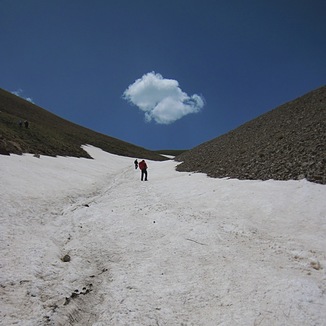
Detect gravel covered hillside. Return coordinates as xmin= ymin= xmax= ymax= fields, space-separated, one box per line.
xmin=0 ymin=88 xmax=167 ymax=161
xmin=176 ymin=86 xmax=326 ymax=184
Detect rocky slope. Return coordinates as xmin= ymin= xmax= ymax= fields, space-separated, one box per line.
xmin=176 ymin=86 xmax=326 ymax=184
xmin=0 ymin=88 xmax=167 ymax=161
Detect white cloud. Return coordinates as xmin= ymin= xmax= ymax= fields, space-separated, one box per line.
xmin=11 ymin=89 xmax=34 ymax=103
xmin=123 ymin=72 xmax=204 ymax=124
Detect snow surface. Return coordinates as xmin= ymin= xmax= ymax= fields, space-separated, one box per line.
xmin=1 ymin=145 xmax=325 ymax=326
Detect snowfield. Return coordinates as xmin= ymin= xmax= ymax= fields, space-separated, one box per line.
xmin=1 ymin=146 xmax=325 ymax=326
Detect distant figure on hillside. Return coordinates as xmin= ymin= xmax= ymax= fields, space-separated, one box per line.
xmin=24 ymin=120 xmax=29 ymax=128
xmin=138 ymin=160 xmax=148 ymax=181
xmin=18 ymin=120 xmax=23 ymax=128
xmin=134 ymin=159 xmax=138 ymax=169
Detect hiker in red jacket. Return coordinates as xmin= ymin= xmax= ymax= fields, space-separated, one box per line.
xmin=138 ymin=160 xmax=148 ymax=181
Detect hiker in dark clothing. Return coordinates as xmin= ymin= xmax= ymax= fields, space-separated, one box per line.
xmin=24 ymin=120 xmax=29 ymax=128
xmin=134 ymin=159 xmax=138 ymax=169
xmin=138 ymin=160 xmax=148 ymax=181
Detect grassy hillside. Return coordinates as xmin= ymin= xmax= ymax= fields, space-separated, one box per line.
xmin=0 ymin=88 xmax=167 ymax=161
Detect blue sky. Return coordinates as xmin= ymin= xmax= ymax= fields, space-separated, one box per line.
xmin=1 ymin=0 xmax=325 ymax=150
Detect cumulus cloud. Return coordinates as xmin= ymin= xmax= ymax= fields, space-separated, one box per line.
xmin=11 ymin=89 xmax=34 ymax=103
xmin=123 ymin=72 xmax=204 ymax=124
